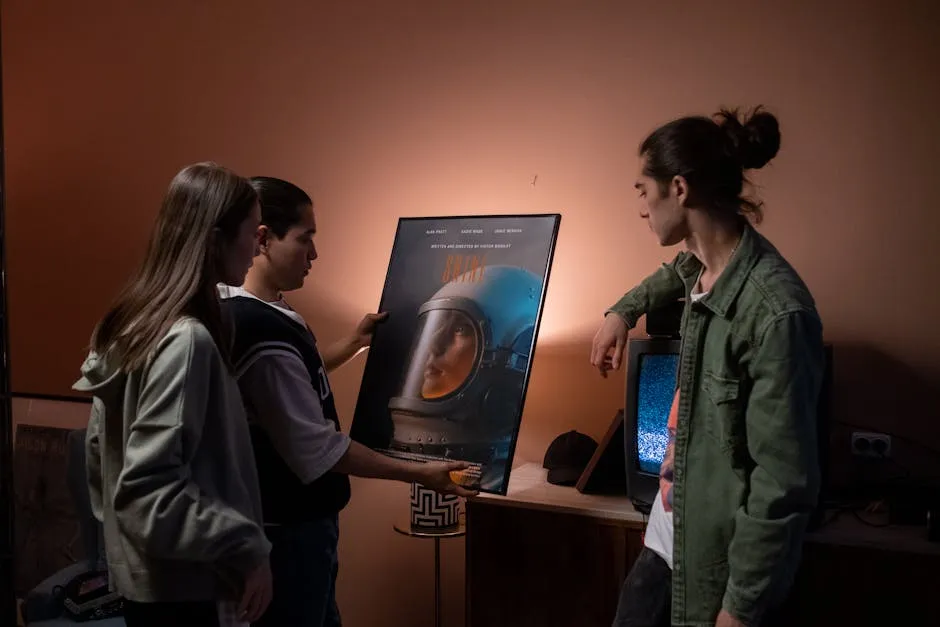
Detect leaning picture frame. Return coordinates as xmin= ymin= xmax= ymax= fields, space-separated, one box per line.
xmin=349 ymin=214 xmax=561 ymax=495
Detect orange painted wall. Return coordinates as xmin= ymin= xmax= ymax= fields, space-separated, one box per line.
xmin=4 ymin=1 xmax=939 ymax=625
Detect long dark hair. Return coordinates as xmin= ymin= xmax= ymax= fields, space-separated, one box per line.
xmin=90 ymin=162 xmax=258 ymax=371
xmin=640 ymin=106 xmax=781 ymax=223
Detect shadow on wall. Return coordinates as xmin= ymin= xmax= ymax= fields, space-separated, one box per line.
xmin=826 ymin=341 xmax=940 ymax=494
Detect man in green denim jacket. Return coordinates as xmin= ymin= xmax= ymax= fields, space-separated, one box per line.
xmin=611 ymin=223 xmax=824 ymax=625
xmin=593 ymin=107 xmax=825 ymax=627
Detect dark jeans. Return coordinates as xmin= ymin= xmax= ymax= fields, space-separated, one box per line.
xmin=613 ymin=547 xmax=672 ymax=627
xmin=254 ymin=516 xmax=341 ymax=627
xmin=124 ymin=600 xmax=220 ymax=627
xmin=613 ymin=547 xmax=789 ymax=627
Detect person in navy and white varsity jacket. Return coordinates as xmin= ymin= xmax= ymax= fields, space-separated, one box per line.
xmin=220 ymin=176 xmax=475 ymax=627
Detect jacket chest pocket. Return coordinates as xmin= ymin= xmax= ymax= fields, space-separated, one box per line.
xmin=701 ymin=371 xmax=747 ymax=456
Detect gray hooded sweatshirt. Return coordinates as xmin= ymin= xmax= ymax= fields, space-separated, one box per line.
xmin=73 ymin=317 xmax=271 ymax=603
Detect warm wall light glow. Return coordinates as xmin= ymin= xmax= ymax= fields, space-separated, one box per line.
xmin=302 ymin=218 xmax=588 ymax=347
xmin=297 ymin=189 xmax=679 ymax=352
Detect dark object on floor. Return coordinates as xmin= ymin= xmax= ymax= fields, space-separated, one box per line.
xmin=60 ymin=569 xmax=124 ymax=622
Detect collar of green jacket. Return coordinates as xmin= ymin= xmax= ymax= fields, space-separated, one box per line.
xmin=673 ymin=221 xmax=763 ymax=319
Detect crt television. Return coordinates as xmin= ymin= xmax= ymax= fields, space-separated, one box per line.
xmin=623 ymin=337 xmax=681 ymax=513
xmin=623 ymin=338 xmax=833 ymax=521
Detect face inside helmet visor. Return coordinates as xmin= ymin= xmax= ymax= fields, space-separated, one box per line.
xmin=397 ymin=308 xmax=481 ymax=401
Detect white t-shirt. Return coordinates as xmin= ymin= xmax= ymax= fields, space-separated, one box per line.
xmin=643 ymin=289 xmax=707 ymax=568
xmin=644 ymin=486 xmax=674 ymax=567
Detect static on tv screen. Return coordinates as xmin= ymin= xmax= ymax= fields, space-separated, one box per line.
xmin=635 ymin=353 xmax=680 ymax=474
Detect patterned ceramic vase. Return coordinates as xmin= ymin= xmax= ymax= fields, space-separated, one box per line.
xmin=410 ymin=481 xmax=460 ymax=529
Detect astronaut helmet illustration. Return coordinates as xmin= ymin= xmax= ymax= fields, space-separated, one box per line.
xmin=387 ymin=264 xmax=543 ymax=459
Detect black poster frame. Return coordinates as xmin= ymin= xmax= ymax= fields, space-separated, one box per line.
xmin=350 ymin=214 xmax=561 ymax=496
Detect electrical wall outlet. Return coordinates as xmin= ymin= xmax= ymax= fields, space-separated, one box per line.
xmin=851 ymin=431 xmax=892 ymax=458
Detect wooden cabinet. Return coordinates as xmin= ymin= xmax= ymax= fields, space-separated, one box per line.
xmin=465 ymin=463 xmax=940 ymax=627
xmin=780 ymin=516 xmax=940 ymax=625
xmin=465 ymin=464 xmax=645 ymax=627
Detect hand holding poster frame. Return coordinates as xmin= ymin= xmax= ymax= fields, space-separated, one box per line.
xmin=350 ymin=214 xmax=561 ymax=495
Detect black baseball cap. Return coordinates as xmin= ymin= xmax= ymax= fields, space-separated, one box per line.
xmin=542 ymin=430 xmax=598 ymax=486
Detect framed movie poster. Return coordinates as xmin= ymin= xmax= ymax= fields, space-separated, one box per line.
xmin=350 ymin=214 xmax=561 ymax=495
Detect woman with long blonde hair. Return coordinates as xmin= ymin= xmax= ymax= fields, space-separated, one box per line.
xmin=74 ymin=162 xmax=273 ymax=626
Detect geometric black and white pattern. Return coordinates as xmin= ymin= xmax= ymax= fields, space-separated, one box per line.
xmin=410 ymin=482 xmax=460 ymax=529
